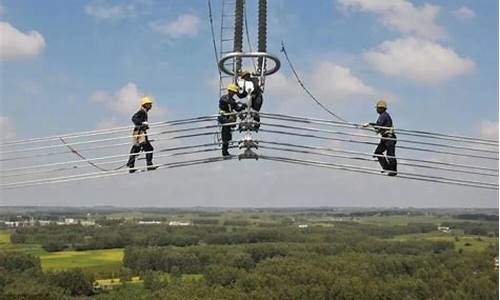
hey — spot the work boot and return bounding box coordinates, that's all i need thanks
[147,163,158,171]
[387,171,397,177]
[127,162,136,174]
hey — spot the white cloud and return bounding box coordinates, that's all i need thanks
[0,116,16,140]
[338,0,446,40]
[0,2,5,16]
[363,37,475,83]
[269,62,377,101]
[150,14,200,38]
[90,82,167,118]
[310,63,377,97]
[84,3,136,20]
[453,6,476,20]
[0,22,45,59]
[95,120,121,130]
[480,121,499,140]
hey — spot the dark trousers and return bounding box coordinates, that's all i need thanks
[374,138,397,171]
[127,140,154,167]
[251,95,263,111]
[221,125,232,155]
[251,95,262,130]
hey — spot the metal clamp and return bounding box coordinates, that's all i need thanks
[218,52,281,76]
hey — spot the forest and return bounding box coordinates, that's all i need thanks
[0,208,498,299]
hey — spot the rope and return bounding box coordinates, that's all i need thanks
[280,41,348,123]
[208,0,221,77]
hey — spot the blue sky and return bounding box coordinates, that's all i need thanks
[0,0,498,207]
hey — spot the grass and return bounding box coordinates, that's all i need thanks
[0,230,48,256]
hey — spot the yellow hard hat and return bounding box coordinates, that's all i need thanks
[227,83,238,93]
[141,97,153,106]
[239,69,251,77]
[376,100,387,108]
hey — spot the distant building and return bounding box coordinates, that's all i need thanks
[64,218,76,224]
[138,220,162,225]
[80,220,96,226]
[495,257,499,270]
[437,226,451,233]
[298,224,308,228]
[168,221,191,226]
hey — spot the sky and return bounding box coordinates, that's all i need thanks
[0,0,498,207]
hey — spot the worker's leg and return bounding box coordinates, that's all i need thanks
[127,144,142,172]
[386,140,397,173]
[142,141,154,165]
[374,140,390,170]
[221,125,232,156]
[252,95,263,112]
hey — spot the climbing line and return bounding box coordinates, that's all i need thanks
[280,41,348,123]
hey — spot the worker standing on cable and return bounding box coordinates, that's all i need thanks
[126,97,158,173]
[238,70,263,130]
[218,83,247,157]
[364,100,397,176]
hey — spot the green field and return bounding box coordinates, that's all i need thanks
[41,248,124,276]
[389,231,498,252]
[1,230,123,278]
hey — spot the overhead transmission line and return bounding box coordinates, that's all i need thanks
[260,112,499,146]
[260,155,498,191]
[258,140,498,176]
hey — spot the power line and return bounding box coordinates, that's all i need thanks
[259,129,498,161]
[1,155,234,190]
[0,131,220,162]
[2,142,230,174]
[258,142,498,177]
[0,122,239,155]
[259,155,498,190]
[2,144,229,181]
[0,115,221,147]
[260,149,497,187]
[260,122,498,154]
[261,112,499,146]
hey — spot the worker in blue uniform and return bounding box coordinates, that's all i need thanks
[218,83,247,157]
[364,100,397,176]
[126,97,157,173]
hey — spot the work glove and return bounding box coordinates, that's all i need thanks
[141,121,150,130]
[362,123,370,128]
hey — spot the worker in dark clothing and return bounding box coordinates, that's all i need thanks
[126,97,158,173]
[238,70,263,130]
[218,83,247,157]
[364,100,397,176]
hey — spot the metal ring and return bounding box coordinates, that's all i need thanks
[218,52,281,76]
